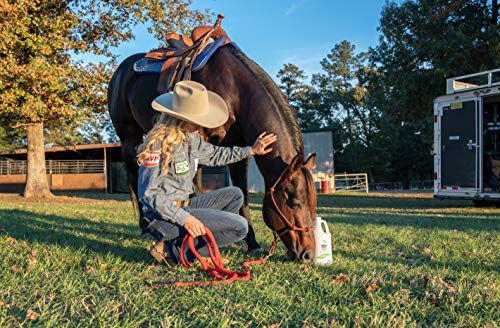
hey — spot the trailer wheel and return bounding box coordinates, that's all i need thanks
[472,200,500,208]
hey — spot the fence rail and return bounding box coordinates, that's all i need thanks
[333,173,369,193]
[0,160,104,175]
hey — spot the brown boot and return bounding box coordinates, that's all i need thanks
[149,241,175,267]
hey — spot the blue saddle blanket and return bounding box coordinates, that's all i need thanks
[133,37,240,75]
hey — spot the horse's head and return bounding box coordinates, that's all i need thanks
[263,153,317,263]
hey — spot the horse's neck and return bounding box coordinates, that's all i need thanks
[236,76,300,189]
[200,48,301,187]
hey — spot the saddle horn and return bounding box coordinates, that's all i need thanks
[214,14,225,28]
[191,13,231,44]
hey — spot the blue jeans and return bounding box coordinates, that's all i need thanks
[156,187,249,264]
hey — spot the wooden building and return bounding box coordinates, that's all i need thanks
[0,143,230,194]
[0,143,124,193]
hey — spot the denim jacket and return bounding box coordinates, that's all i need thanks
[138,133,252,226]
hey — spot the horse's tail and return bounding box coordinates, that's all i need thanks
[121,143,143,226]
[129,179,140,225]
[107,53,147,226]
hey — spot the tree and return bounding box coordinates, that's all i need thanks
[312,41,383,174]
[276,63,321,129]
[369,0,500,184]
[390,123,433,188]
[0,0,210,198]
[371,0,500,125]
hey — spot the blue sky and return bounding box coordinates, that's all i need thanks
[109,0,390,82]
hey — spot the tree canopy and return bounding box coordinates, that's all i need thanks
[277,0,500,186]
[0,0,210,131]
[0,0,211,197]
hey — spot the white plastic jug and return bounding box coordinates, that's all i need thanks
[313,217,333,265]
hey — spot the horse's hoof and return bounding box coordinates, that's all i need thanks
[247,247,264,256]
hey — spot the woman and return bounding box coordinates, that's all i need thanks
[137,80,277,266]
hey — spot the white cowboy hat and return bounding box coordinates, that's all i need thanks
[151,80,229,128]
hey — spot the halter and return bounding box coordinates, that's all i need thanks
[263,165,315,259]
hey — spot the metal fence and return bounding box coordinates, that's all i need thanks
[313,172,369,193]
[0,160,104,175]
[373,180,433,191]
[409,180,433,190]
[373,182,404,191]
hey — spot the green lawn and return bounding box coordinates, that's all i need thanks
[0,192,498,327]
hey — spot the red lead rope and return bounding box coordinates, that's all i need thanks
[173,227,266,287]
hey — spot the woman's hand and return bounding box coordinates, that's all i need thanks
[184,215,206,237]
[251,132,277,156]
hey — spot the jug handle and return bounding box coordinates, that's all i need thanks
[321,220,330,234]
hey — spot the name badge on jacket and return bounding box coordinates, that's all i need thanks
[174,160,189,174]
[144,151,160,167]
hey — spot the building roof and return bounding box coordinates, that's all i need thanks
[0,143,122,156]
[302,127,336,133]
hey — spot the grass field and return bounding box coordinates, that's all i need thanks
[0,192,498,327]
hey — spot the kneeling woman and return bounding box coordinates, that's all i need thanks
[137,81,276,266]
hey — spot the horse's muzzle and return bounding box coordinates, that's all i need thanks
[287,248,314,263]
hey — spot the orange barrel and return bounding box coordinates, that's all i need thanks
[320,180,331,193]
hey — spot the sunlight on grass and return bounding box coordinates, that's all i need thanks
[0,192,498,327]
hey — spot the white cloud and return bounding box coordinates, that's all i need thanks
[274,43,333,82]
[284,0,309,16]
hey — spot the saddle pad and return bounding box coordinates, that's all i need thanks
[133,57,164,74]
[192,36,228,72]
[133,39,241,75]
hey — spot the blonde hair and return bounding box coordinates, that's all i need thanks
[137,114,188,174]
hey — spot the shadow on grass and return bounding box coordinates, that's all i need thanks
[324,247,499,274]
[52,191,132,202]
[248,194,499,232]
[317,210,499,232]
[316,194,475,209]
[0,209,149,263]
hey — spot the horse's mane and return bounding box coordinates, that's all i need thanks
[303,167,317,216]
[224,44,304,160]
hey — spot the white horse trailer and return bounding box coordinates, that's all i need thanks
[434,68,500,206]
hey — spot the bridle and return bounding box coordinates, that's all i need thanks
[170,164,315,287]
[263,164,315,259]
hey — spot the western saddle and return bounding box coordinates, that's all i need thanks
[146,14,231,94]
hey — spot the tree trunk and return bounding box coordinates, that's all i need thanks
[23,122,53,198]
[493,0,499,25]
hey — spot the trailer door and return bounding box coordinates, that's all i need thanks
[439,99,478,190]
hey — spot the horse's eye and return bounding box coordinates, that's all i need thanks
[286,196,302,208]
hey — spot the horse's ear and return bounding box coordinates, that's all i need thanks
[289,154,302,174]
[303,153,316,171]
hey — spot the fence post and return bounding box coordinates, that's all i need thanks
[103,148,108,193]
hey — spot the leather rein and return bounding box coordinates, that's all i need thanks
[263,165,315,259]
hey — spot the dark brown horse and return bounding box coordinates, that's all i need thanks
[108,43,317,262]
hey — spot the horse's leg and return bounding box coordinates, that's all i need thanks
[229,158,262,252]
